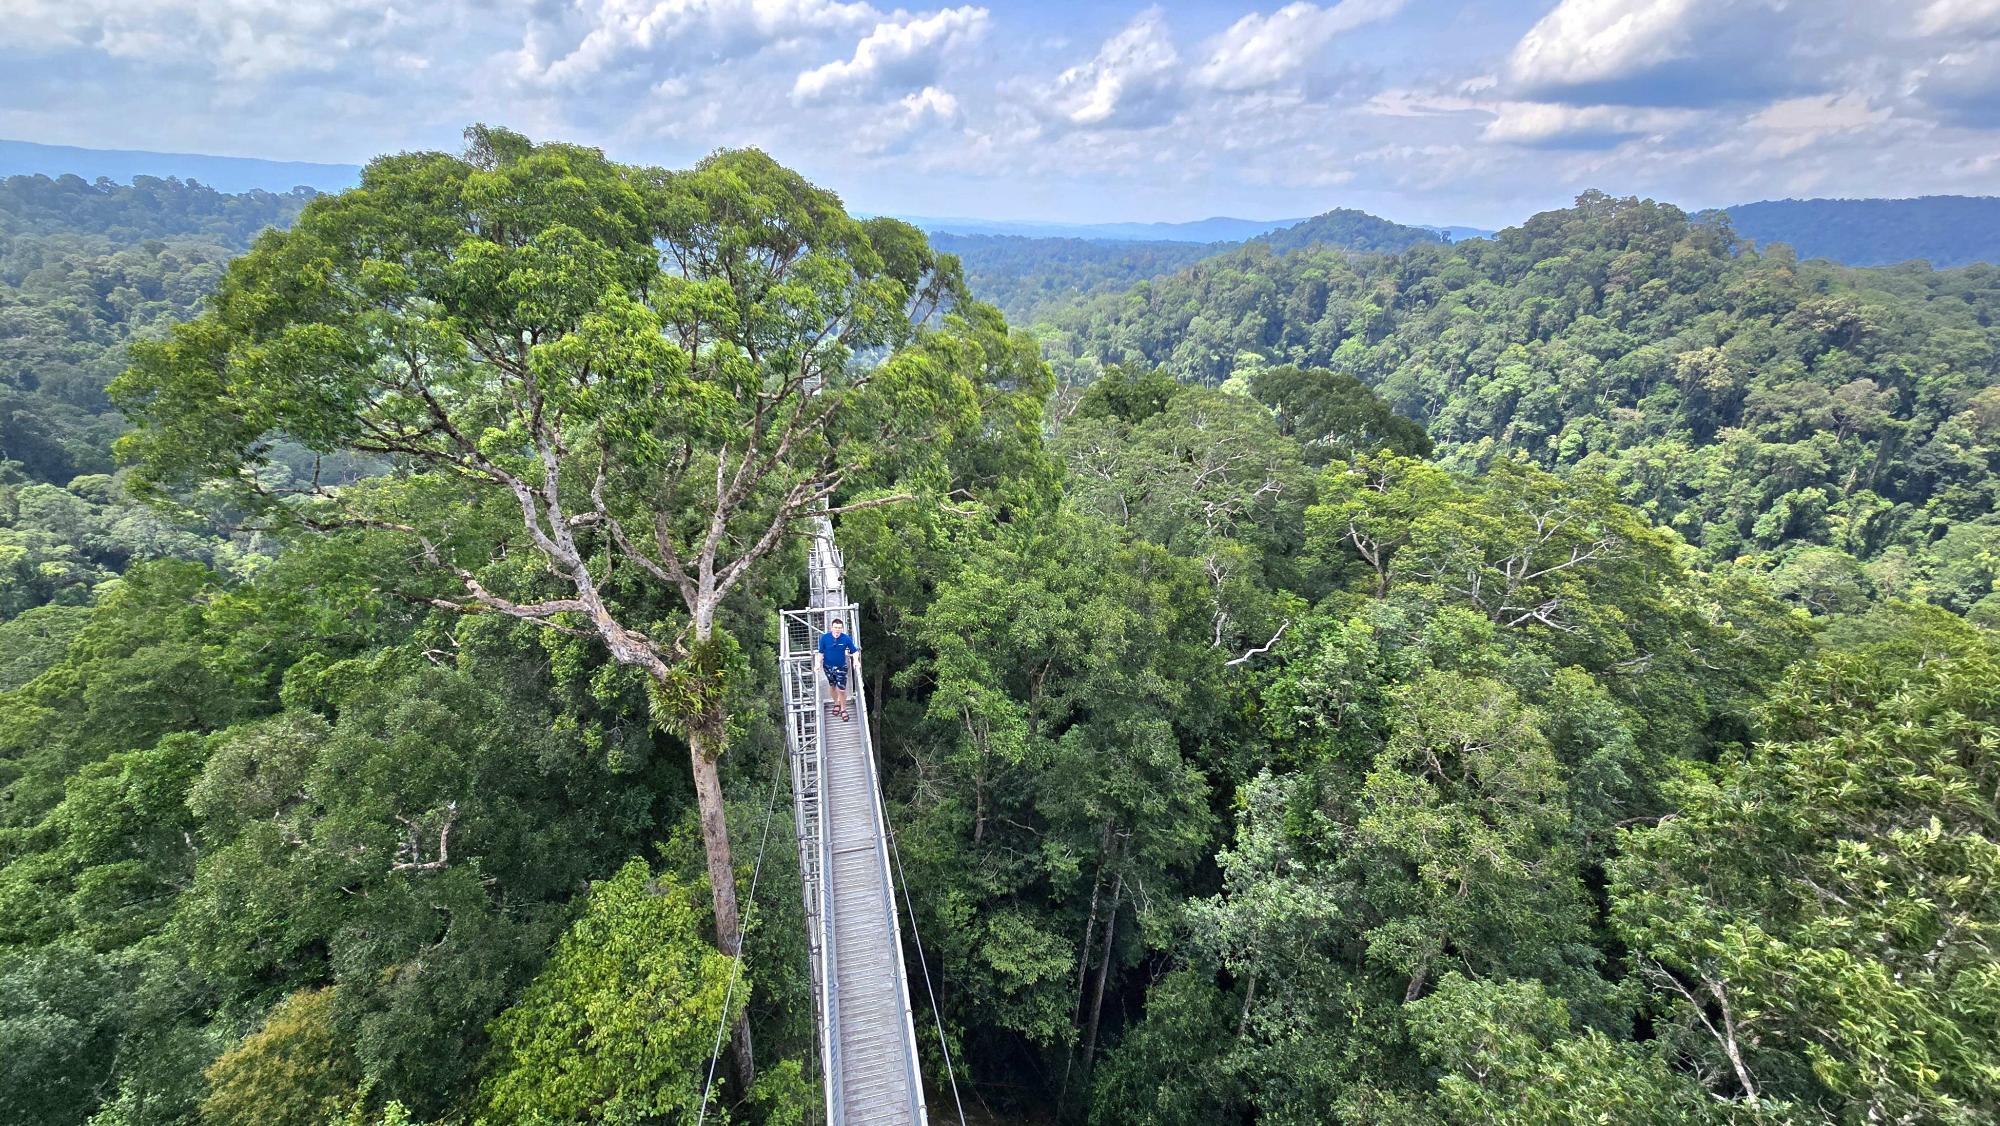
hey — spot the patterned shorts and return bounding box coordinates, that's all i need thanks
[825,665,850,690]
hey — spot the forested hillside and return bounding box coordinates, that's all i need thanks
[1248,207,1444,255]
[938,207,1447,326]
[2,137,1997,1126]
[2,174,312,483]
[1042,192,2000,585]
[929,233,1224,324]
[1715,195,2000,269]
[1,175,310,664]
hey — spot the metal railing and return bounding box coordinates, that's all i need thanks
[779,514,928,1125]
[780,604,840,1122]
[847,627,929,1126]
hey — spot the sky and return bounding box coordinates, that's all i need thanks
[2,0,1998,229]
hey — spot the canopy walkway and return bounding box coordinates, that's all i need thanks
[779,516,930,1125]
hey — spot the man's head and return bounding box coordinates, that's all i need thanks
[830,618,845,634]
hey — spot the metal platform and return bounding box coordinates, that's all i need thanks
[781,518,928,1126]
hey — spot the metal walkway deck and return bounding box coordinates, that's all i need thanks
[781,518,928,1126]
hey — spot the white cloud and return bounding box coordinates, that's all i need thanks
[1746,92,1893,157]
[3,0,2000,233]
[1039,7,1181,128]
[1363,87,1490,118]
[904,85,960,118]
[1507,0,1710,92]
[849,85,963,153]
[1749,93,1890,133]
[1503,0,1909,111]
[1195,0,1406,91]
[1917,0,2000,37]
[522,0,875,87]
[2,0,414,81]
[1481,101,1692,148]
[792,6,988,101]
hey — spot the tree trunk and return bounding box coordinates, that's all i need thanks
[1237,971,1256,1040]
[689,728,753,1086]
[973,759,988,845]
[1058,849,1109,1109]
[1082,872,1123,1075]
[1403,963,1429,1003]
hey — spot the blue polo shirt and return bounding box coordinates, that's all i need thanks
[817,629,858,669]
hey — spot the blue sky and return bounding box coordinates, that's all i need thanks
[3,1,1998,229]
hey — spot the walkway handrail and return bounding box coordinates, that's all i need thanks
[848,651,930,1123]
[780,605,842,1122]
[781,511,928,1125]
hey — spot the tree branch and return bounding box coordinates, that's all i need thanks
[1225,621,1291,667]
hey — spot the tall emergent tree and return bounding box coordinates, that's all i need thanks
[111,126,1013,1080]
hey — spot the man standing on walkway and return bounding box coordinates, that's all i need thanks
[816,617,860,721]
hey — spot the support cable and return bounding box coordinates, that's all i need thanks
[696,749,790,1126]
[886,822,969,1126]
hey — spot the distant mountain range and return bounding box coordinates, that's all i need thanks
[1709,196,2000,269]
[904,214,1497,244]
[935,208,1472,323]
[0,139,361,195]
[899,214,1305,243]
[2,136,1495,248]
[9,138,1992,271]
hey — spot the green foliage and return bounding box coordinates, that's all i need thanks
[892,505,1219,1090]
[1612,639,2000,1120]
[1086,970,1244,1126]
[200,987,360,1126]
[0,941,133,1124]
[0,561,261,829]
[1249,364,1433,464]
[1360,670,1593,996]
[1249,209,1443,257]
[11,142,2000,1126]
[934,233,1224,324]
[1405,973,1733,1125]
[934,207,1441,327]
[0,173,306,487]
[479,859,742,1124]
[173,653,656,1111]
[0,472,259,620]
[0,731,205,950]
[0,604,88,690]
[1043,192,2000,567]
[1056,380,1308,649]
[0,173,310,248]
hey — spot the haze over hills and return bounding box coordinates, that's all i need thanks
[0,139,361,195]
[907,214,1498,244]
[928,233,1228,324]
[937,207,1466,323]
[1710,196,2000,269]
[898,213,1305,243]
[22,135,1997,271]
[4,137,1500,250]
